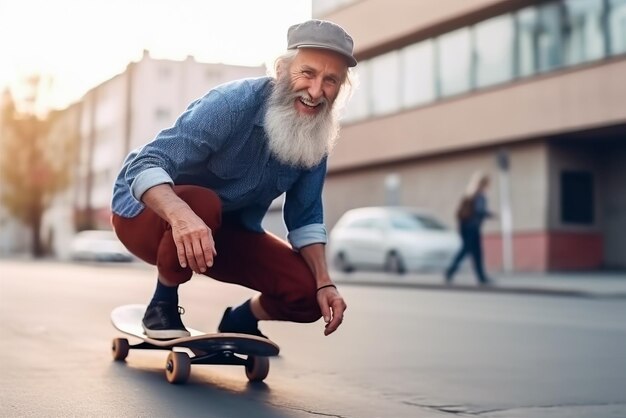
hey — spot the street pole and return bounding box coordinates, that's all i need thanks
[497,150,514,274]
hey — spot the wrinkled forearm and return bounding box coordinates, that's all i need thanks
[299,243,333,288]
[141,184,193,224]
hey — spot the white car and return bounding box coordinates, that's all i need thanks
[70,230,134,262]
[328,207,461,274]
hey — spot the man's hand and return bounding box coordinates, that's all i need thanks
[170,210,217,274]
[141,184,216,274]
[316,285,347,336]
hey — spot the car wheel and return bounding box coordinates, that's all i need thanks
[334,252,354,273]
[385,252,406,274]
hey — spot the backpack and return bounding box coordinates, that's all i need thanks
[456,196,474,222]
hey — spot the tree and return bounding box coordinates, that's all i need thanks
[0,77,78,257]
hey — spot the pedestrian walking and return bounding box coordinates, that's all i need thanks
[445,171,495,285]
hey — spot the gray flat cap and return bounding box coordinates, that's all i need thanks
[287,19,357,67]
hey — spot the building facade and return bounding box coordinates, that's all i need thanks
[317,0,626,271]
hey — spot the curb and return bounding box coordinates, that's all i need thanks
[334,279,626,299]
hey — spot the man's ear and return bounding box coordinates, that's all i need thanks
[275,58,285,79]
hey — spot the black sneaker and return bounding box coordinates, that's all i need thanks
[217,307,267,339]
[142,301,190,339]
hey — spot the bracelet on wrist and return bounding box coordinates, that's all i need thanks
[316,284,337,292]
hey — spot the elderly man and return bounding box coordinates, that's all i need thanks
[111,20,355,340]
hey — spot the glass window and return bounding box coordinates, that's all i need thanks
[158,66,172,79]
[370,51,401,116]
[343,61,371,123]
[537,3,564,72]
[516,7,539,77]
[346,217,383,230]
[474,14,515,88]
[563,0,605,65]
[390,213,446,231]
[609,0,626,55]
[400,40,436,107]
[561,171,594,224]
[437,27,472,97]
[154,107,171,121]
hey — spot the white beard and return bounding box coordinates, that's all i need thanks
[264,76,339,169]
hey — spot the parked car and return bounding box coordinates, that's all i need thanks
[328,207,461,274]
[70,230,134,262]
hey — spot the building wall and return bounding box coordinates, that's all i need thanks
[322,0,512,54]
[331,58,626,171]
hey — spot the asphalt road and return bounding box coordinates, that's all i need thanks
[1,259,625,417]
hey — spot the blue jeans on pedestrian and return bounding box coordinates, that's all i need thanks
[445,224,489,283]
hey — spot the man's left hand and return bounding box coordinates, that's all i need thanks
[316,285,347,336]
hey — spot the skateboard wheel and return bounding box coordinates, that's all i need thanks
[111,338,129,361]
[165,351,191,384]
[245,356,270,382]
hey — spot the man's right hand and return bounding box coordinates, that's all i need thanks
[170,209,217,273]
[141,184,217,274]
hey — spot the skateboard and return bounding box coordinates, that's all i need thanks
[110,304,280,384]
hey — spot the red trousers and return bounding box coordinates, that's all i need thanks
[111,185,321,323]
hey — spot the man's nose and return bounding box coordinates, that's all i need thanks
[307,78,323,100]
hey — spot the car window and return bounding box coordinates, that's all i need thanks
[415,214,446,230]
[391,213,446,231]
[344,217,384,230]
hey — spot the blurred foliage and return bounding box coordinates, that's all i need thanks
[0,77,78,257]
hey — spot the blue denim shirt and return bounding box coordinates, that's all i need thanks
[111,77,328,249]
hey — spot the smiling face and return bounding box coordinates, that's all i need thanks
[264,48,349,169]
[286,48,348,116]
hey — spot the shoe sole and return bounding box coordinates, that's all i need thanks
[142,324,190,339]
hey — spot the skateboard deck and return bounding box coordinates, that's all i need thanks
[110,304,279,384]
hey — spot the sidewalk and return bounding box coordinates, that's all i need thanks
[331,269,626,299]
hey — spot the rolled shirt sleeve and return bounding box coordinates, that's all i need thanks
[283,158,328,250]
[287,223,327,249]
[130,167,175,203]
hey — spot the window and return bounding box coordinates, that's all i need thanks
[563,0,605,65]
[157,66,172,79]
[609,0,626,55]
[345,217,384,230]
[537,3,564,72]
[370,51,401,116]
[154,107,171,121]
[561,171,594,224]
[400,40,436,107]
[390,213,446,231]
[516,7,539,77]
[437,27,472,97]
[205,69,222,80]
[343,61,370,122]
[474,14,515,87]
